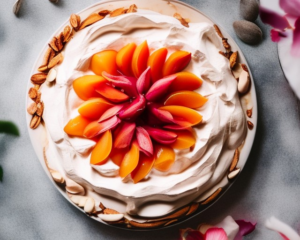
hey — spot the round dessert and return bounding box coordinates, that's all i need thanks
[26,0,256,229]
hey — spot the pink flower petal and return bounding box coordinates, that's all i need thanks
[271,29,287,42]
[143,126,177,145]
[136,126,153,156]
[285,14,298,27]
[102,71,138,97]
[280,0,300,17]
[84,116,120,138]
[180,228,204,240]
[148,104,174,124]
[118,95,146,120]
[145,75,177,102]
[99,104,124,122]
[260,6,290,30]
[205,228,228,240]
[136,66,151,94]
[114,122,136,148]
[234,220,256,240]
[292,17,300,57]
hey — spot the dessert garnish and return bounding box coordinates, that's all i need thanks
[64,41,207,183]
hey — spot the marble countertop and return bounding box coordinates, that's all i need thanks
[1,0,300,239]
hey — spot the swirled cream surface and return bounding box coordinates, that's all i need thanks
[41,10,247,218]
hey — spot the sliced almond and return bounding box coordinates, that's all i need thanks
[30,115,41,129]
[50,170,65,184]
[34,84,40,91]
[229,51,238,69]
[35,92,41,103]
[98,10,111,16]
[65,178,85,195]
[36,102,44,117]
[69,195,84,205]
[238,69,250,94]
[48,48,56,63]
[78,197,88,207]
[186,202,199,216]
[84,197,95,213]
[28,88,38,100]
[104,208,120,214]
[70,14,81,31]
[38,65,48,72]
[49,37,59,52]
[110,8,126,17]
[27,102,37,115]
[41,47,53,67]
[229,149,239,171]
[48,53,63,69]
[31,73,47,85]
[46,68,57,83]
[173,13,189,28]
[63,25,73,43]
[222,38,231,52]
[129,220,167,228]
[247,108,253,118]
[247,121,254,130]
[56,32,64,51]
[164,219,178,226]
[79,13,104,30]
[127,4,137,13]
[149,205,189,222]
[232,63,243,79]
[241,63,249,72]
[228,168,241,180]
[99,213,124,222]
[214,24,224,38]
[201,188,222,205]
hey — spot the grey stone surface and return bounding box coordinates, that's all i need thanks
[0,0,300,239]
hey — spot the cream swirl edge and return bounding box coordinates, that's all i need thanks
[40,10,247,217]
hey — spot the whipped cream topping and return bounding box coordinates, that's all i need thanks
[41,10,247,218]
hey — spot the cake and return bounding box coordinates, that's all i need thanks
[27,2,254,228]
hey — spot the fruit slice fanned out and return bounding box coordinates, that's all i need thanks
[96,83,129,103]
[102,72,138,97]
[132,41,149,78]
[119,141,140,178]
[116,43,136,76]
[147,47,168,82]
[144,126,177,145]
[136,126,153,156]
[90,130,112,165]
[90,50,118,76]
[154,144,175,172]
[110,148,129,166]
[98,104,124,122]
[145,75,177,102]
[159,105,202,127]
[64,115,91,137]
[170,130,196,149]
[78,98,113,120]
[114,122,136,149]
[164,91,208,109]
[84,116,120,138]
[73,75,106,101]
[162,51,191,76]
[169,72,203,93]
[118,95,146,120]
[136,66,151,94]
[131,154,155,184]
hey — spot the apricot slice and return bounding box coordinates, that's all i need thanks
[73,75,106,101]
[64,115,91,137]
[78,98,113,120]
[96,84,129,103]
[110,148,129,166]
[132,41,149,78]
[147,48,168,82]
[90,130,112,165]
[170,130,196,149]
[119,142,139,178]
[164,91,207,109]
[159,105,202,126]
[162,51,191,76]
[116,43,136,76]
[154,144,175,172]
[131,154,155,184]
[169,72,203,93]
[90,50,118,76]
